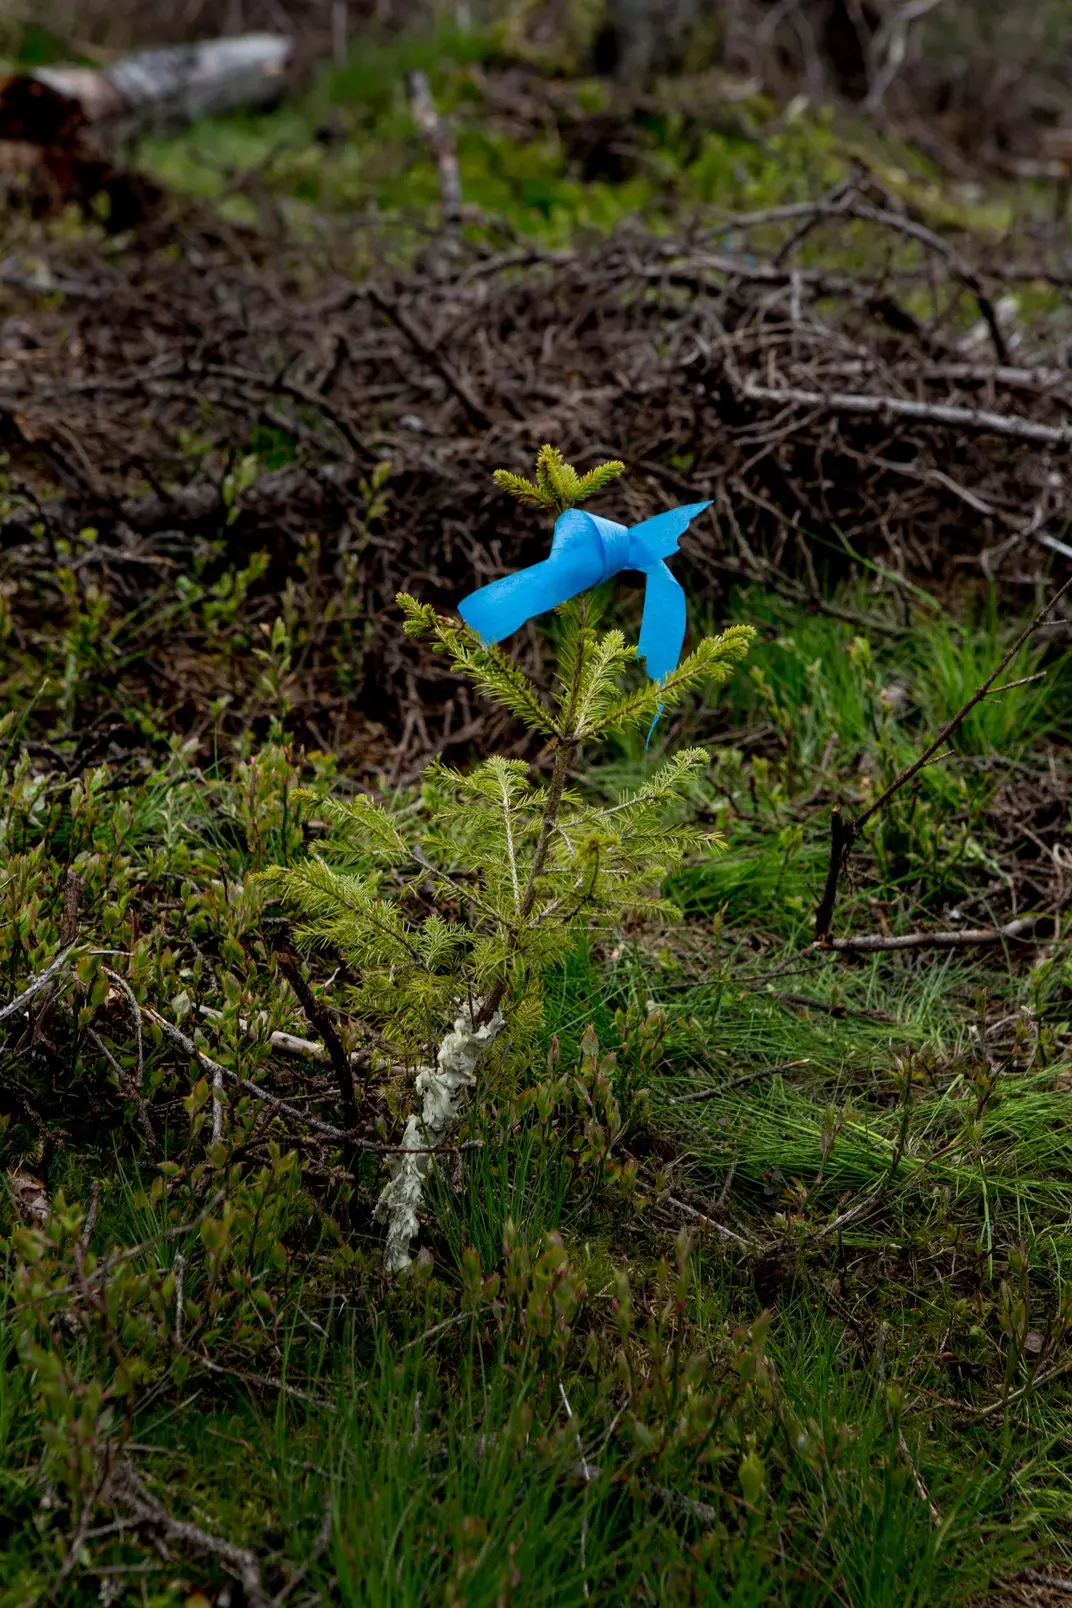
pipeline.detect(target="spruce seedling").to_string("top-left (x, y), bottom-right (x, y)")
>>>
top-left (260, 449), bottom-right (754, 1271)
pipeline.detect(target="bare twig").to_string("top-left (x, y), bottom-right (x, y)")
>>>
top-left (742, 380), bottom-right (1072, 448)
top-left (669, 1060), bottom-right (812, 1105)
top-left (814, 577), bottom-right (1072, 941)
top-left (80, 1180), bottom-right (101, 1249)
top-left (274, 949), bottom-right (359, 1126)
top-left (103, 968), bottom-right (157, 1154)
top-left (728, 194), bottom-right (1008, 359)
top-left (651, 1486), bottom-right (719, 1528)
top-left (112, 1462), bottom-right (269, 1607)
top-left (366, 288), bottom-right (490, 429)
top-left (865, 0), bottom-right (948, 114)
top-left (146, 1005), bottom-right (481, 1154)
top-left (196, 1003), bottom-right (374, 1072)
top-left (826, 916), bottom-right (1045, 953)
top-left (0, 949), bottom-right (75, 1025)
top-left (407, 70), bottom-right (462, 237)
top-left (60, 869), bottom-right (83, 947)
top-left (1018, 1571), bottom-right (1072, 1598)
top-left (664, 1194), bottom-right (756, 1250)
top-left (172, 1253), bottom-right (185, 1348)
top-left (954, 1352), bottom-right (1072, 1427)
top-left (813, 805), bottom-right (851, 942)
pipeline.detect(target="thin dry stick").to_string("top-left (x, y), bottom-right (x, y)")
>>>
top-left (146, 1007), bottom-right (346, 1140)
top-left (729, 195), bottom-right (1006, 359)
top-left (172, 1253), bottom-right (185, 1348)
top-left (876, 1322), bottom-right (942, 1525)
top-left (88, 1030), bottom-right (159, 1155)
top-left (954, 1351), bottom-right (1072, 1427)
top-left (826, 915), bottom-right (1044, 953)
top-left (743, 380), bottom-right (1072, 448)
top-left (5, 1192), bottom-right (227, 1320)
top-left (210, 1060), bottom-right (224, 1146)
top-left (0, 948), bottom-right (74, 1025)
top-left (112, 1462), bottom-right (269, 1607)
top-left (815, 576), bottom-right (1072, 941)
top-left (407, 69), bottom-right (462, 235)
top-left (146, 1006), bottom-right (482, 1154)
top-left (1019, 1571), bottom-right (1072, 1598)
top-left (196, 1003), bottom-right (374, 1071)
top-left (178, 1345), bottom-right (331, 1408)
top-left (665, 1193), bottom-right (756, 1250)
top-left (669, 1059), bottom-right (812, 1105)
top-left (80, 1180), bottom-right (101, 1249)
top-left (274, 948), bottom-right (359, 1125)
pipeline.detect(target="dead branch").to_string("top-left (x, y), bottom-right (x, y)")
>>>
top-left (0, 949), bottom-right (75, 1025)
top-left (111, 1462), bottom-right (269, 1607)
top-left (407, 69), bottom-right (462, 240)
top-left (664, 1193), bottom-right (757, 1250)
top-left (826, 916), bottom-right (1045, 952)
top-left (742, 380), bottom-right (1072, 449)
top-left (196, 1002), bottom-right (366, 1069)
top-left (103, 968), bottom-right (158, 1155)
top-left (145, 1006), bottom-right (481, 1155)
top-left (273, 948), bottom-right (360, 1127)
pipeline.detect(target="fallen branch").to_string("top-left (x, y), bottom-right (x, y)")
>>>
top-left (196, 1002), bottom-right (367, 1069)
top-left (407, 69), bottom-right (462, 239)
top-left (742, 380), bottom-right (1072, 449)
top-left (730, 194), bottom-right (1008, 360)
top-left (0, 948), bottom-right (75, 1025)
top-left (669, 1060), bottom-right (813, 1105)
top-left (365, 287), bottom-right (491, 429)
top-left (111, 1462), bottom-right (268, 1607)
top-left (147, 1006), bottom-right (478, 1155)
top-left (826, 916), bottom-right (1044, 953)
top-left (273, 948), bottom-right (360, 1127)
top-left (33, 35), bottom-right (292, 128)
top-left (954, 1351), bottom-right (1072, 1427)
top-left (1018, 1571), bottom-right (1072, 1599)
top-left (148, 1007), bottom-right (349, 1141)
top-left (103, 968), bottom-right (158, 1155)
top-left (664, 1193), bottom-right (756, 1250)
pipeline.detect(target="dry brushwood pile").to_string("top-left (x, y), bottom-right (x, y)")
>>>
top-left (2, 174), bottom-right (1071, 774)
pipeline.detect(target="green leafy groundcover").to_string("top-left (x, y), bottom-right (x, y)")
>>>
top-left (1, 38), bottom-right (1071, 1600)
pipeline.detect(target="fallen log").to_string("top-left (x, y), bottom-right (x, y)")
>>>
top-left (31, 34), bottom-right (293, 129)
top-left (0, 35), bottom-right (291, 228)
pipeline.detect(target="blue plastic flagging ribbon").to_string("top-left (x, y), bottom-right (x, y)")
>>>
top-left (458, 500), bottom-right (711, 744)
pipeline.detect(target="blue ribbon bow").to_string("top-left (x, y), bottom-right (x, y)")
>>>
top-left (458, 500), bottom-right (711, 689)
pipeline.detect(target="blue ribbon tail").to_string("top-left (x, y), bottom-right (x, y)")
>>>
top-left (645, 704), bottom-right (664, 751)
top-left (637, 560), bottom-right (686, 682)
top-left (458, 550), bottom-right (598, 646)
top-left (628, 501), bottom-right (712, 562)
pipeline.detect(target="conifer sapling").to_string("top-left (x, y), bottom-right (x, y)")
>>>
top-left (260, 448), bottom-right (754, 1272)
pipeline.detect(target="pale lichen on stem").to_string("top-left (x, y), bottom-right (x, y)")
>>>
top-left (374, 1002), bottom-right (504, 1273)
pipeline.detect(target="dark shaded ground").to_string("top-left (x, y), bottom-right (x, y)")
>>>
top-left (2, 173), bottom-right (1071, 778)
